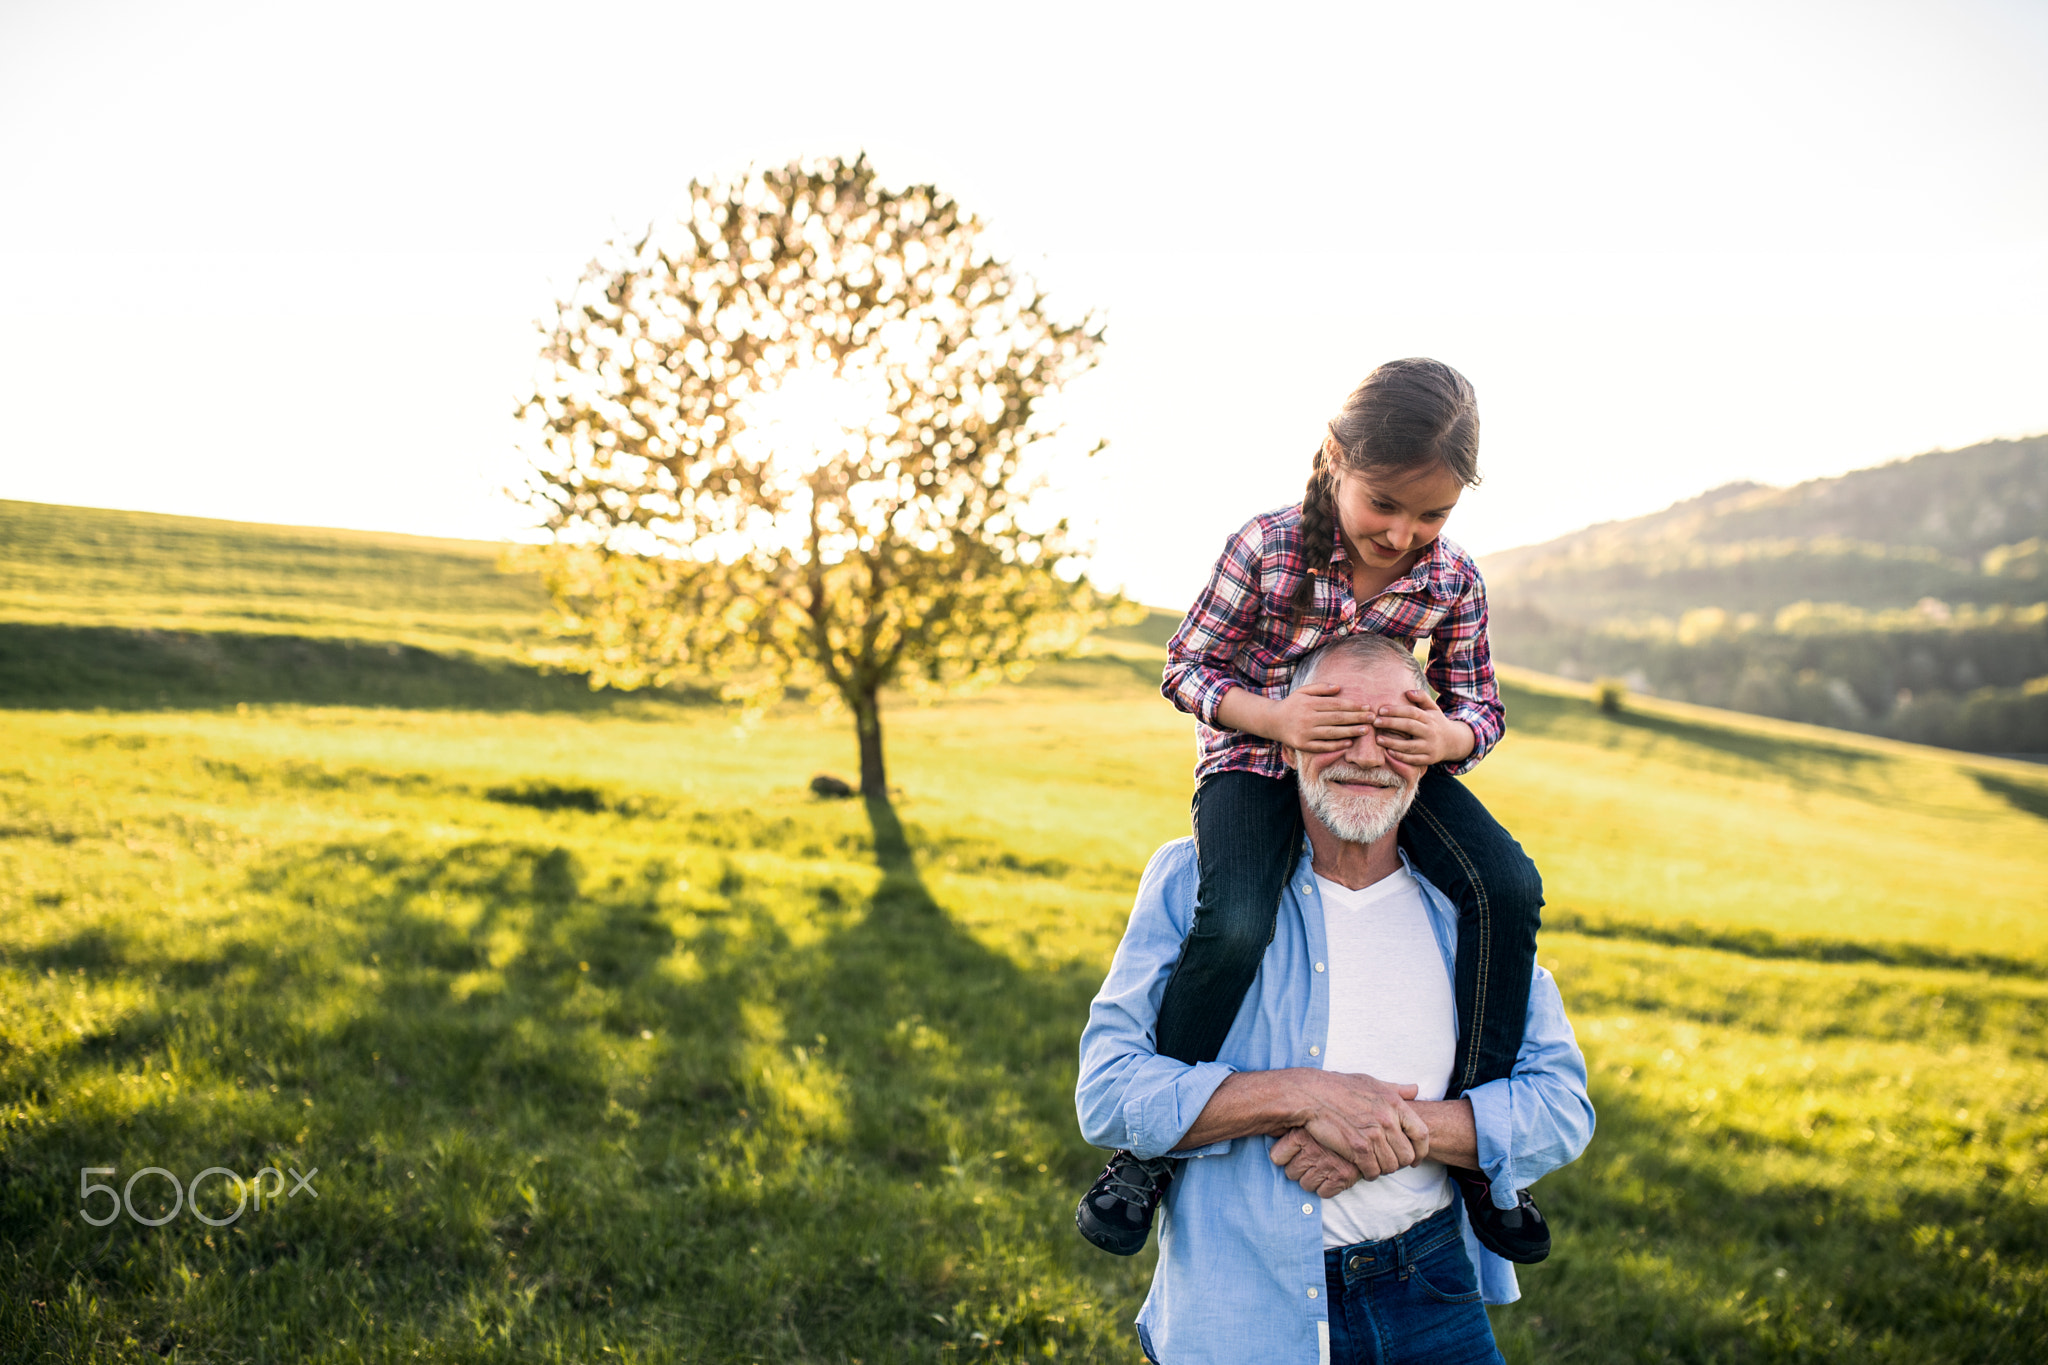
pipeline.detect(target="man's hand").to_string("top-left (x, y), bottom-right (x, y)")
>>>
top-left (1176, 1069), bottom-right (1435, 1165)
top-left (1298, 1072), bottom-right (1431, 1178)
top-left (1271, 1128), bottom-right (1365, 1197)
top-left (1372, 688), bottom-right (1475, 767)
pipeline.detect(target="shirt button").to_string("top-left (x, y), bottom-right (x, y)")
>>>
top-left (1302, 1203), bottom-right (1313, 1215)
top-left (1314, 962), bottom-right (1325, 973)
top-left (1310, 1046), bottom-right (1320, 1057)
top-left (1301, 884), bottom-right (1314, 895)
top-left (1307, 1287), bottom-right (1319, 1299)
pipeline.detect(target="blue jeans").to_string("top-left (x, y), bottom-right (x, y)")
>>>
top-left (1325, 1204), bottom-right (1505, 1365)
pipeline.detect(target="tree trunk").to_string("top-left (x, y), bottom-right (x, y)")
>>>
top-left (853, 687), bottom-right (888, 799)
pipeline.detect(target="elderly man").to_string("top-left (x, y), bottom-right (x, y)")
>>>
top-left (1076, 634), bottom-right (1594, 1365)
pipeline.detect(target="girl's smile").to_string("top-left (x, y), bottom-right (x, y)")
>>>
top-left (1328, 449), bottom-right (1467, 573)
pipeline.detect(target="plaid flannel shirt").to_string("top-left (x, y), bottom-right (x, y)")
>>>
top-left (1164, 505), bottom-right (1504, 783)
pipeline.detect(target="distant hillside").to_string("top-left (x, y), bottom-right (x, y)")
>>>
top-left (1485, 435), bottom-right (2047, 621)
top-left (1483, 436), bottom-right (2048, 755)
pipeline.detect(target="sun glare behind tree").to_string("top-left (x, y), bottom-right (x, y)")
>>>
top-left (518, 154), bottom-right (1124, 797)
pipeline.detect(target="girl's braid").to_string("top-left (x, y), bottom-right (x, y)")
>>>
top-left (1291, 441), bottom-right (1338, 616)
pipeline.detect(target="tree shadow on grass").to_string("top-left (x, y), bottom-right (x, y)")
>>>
top-left (9, 790), bottom-right (2042, 1362)
top-left (676, 794), bottom-right (1146, 1359)
top-left (1971, 770), bottom-right (2048, 823)
top-left (0, 794), bottom-right (1143, 1361)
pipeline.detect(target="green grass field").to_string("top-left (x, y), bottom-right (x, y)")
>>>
top-left (2, 502), bottom-right (2046, 1361)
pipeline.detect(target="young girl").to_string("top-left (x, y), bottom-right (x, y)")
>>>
top-left (1075, 358), bottom-right (1549, 1263)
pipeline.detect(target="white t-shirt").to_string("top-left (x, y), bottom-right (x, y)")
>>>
top-left (1315, 866), bottom-right (1457, 1247)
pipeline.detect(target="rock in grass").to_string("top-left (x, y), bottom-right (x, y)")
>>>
top-left (809, 774), bottom-right (855, 799)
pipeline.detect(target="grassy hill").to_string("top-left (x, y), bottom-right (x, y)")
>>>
top-left (0, 500), bottom-right (552, 655)
top-left (1482, 436), bottom-right (2048, 754)
top-left (0, 501), bottom-right (690, 711)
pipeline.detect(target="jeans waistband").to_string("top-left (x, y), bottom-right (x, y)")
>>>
top-left (1323, 1203), bottom-right (1463, 1286)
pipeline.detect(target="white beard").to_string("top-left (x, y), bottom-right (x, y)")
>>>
top-left (1300, 761), bottom-right (1417, 846)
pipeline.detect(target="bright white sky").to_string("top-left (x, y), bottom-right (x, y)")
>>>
top-left (2, 0), bottom-right (2044, 608)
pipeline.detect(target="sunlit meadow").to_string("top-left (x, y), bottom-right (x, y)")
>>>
top-left (1, 658), bottom-right (2043, 1361)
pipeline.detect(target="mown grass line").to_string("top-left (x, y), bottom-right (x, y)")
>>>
top-left (0, 623), bottom-right (695, 714)
top-left (1542, 909), bottom-right (2048, 980)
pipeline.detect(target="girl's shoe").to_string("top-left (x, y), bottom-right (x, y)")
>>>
top-left (1074, 1150), bottom-right (1175, 1255)
top-left (1449, 1167), bottom-right (1550, 1263)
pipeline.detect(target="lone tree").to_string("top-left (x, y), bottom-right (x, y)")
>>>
top-left (519, 155), bottom-right (1120, 797)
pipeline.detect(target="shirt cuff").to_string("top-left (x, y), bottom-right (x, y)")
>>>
top-left (1168, 1137), bottom-right (1235, 1160)
top-left (1170, 671), bottom-right (1239, 728)
top-left (1438, 707), bottom-right (1500, 777)
top-left (1122, 1059), bottom-right (1238, 1160)
top-left (1464, 1078), bottom-right (1519, 1210)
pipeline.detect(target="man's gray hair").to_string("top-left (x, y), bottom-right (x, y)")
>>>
top-left (1289, 634), bottom-right (1428, 695)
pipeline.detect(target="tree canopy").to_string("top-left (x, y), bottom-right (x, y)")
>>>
top-left (518, 155), bottom-right (1121, 795)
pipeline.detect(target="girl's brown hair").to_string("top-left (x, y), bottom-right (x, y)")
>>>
top-left (1293, 358), bottom-right (1482, 613)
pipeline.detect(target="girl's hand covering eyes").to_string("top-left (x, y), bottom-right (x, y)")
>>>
top-left (1371, 689), bottom-right (1476, 767)
top-left (1269, 682), bottom-right (1375, 753)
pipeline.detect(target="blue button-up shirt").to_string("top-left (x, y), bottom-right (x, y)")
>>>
top-left (1076, 837), bottom-right (1595, 1365)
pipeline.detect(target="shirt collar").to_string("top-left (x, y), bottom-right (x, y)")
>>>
top-left (1326, 521), bottom-right (1351, 570)
top-left (1293, 839), bottom-right (1460, 977)
top-left (1401, 537), bottom-right (1459, 603)
top-left (1292, 837), bottom-right (1437, 899)
top-left (1323, 526), bottom-right (1459, 602)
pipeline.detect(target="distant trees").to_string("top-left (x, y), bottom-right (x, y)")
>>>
top-left (518, 156), bottom-right (1120, 797)
top-left (1491, 599), bottom-right (2048, 753)
top-left (1484, 435), bottom-right (2048, 755)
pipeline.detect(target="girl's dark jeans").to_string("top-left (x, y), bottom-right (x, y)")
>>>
top-left (1153, 766), bottom-right (1542, 1098)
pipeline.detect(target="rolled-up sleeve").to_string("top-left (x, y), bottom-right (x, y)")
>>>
top-left (1076, 842), bottom-right (1240, 1160)
top-left (1161, 523), bottom-right (1268, 727)
top-left (1464, 965), bottom-right (1595, 1209)
top-left (1427, 573), bottom-right (1504, 776)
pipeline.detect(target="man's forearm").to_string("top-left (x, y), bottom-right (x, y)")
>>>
top-left (1177, 1067), bottom-right (1431, 1181)
top-left (1408, 1099), bottom-right (1477, 1167)
top-left (1177, 1069), bottom-right (1321, 1148)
